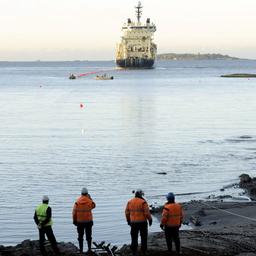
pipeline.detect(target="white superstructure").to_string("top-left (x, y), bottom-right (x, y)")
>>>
top-left (116, 2), bottom-right (157, 68)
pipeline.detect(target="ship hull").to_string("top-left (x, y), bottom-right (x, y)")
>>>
top-left (116, 58), bottom-right (155, 68)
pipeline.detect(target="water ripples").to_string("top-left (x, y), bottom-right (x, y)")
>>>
top-left (1, 60), bottom-right (256, 245)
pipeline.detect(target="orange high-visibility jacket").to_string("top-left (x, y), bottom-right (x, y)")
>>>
top-left (125, 197), bottom-right (152, 223)
top-left (73, 195), bottom-right (96, 223)
top-left (161, 202), bottom-right (183, 227)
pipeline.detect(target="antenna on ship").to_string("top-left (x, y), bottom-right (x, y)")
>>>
top-left (135, 1), bottom-right (143, 23)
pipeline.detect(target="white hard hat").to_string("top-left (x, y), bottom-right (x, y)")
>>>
top-left (42, 195), bottom-right (49, 202)
top-left (81, 187), bottom-right (88, 195)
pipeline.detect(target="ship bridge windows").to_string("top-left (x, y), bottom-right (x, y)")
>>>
top-left (127, 46), bottom-right (147, 53)
top-left (138, 47), bottom-right (145, 52)
top-left (128, 46), bottom-right (133, 52)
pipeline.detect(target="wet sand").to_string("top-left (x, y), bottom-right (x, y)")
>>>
top-left (152, 200), bottom-right (256, 231)
top-left (145, 200), bottom-right (256, 255)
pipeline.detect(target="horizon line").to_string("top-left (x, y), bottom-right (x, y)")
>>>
top-left (0, 52), bottom-right (255, 62)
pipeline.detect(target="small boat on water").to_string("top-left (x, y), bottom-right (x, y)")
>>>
top-left (95, 74), bottom-right (114, 80)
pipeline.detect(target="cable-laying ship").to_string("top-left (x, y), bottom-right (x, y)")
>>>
top-left (116, 2), bottom-right (157, 68)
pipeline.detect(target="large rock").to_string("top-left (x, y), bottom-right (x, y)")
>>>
top-left (239, 174), bottom-right (252, 183)
top-left (239, 174), bottom-right (256, 200)
top-left (0, 240), bottom-right (79, 256)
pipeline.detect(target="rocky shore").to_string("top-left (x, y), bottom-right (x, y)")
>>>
top-left (0, 240), bottom-right (79, 256)
top-left (148, 200), bottom-right (256, 256)
top-left (1, 174), bottom-right (256, 256)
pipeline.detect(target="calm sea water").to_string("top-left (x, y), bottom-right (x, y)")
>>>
top-left (0, 60), bottom-right (256, 245)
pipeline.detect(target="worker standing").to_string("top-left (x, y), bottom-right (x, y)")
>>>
top-left (160, 192), bottom-right (184, 255)
top-left (34, 195), bottom-right (60, 256)
top-left (73, 187), bottom-right (96, 254)
top-left (125, 189), bottom-right (152, 256)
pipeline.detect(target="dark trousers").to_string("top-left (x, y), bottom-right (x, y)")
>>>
top-left (130, 221), bottom-right (148, 254)
top-left (164, 226), bottom-right (180, 253)
top-left (39, 226), bottom-right (59, 255)
top-left (77, 221), bottom-right (93, 252)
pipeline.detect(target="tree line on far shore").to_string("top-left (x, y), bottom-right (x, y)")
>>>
top-left (157, 53), bottom-right (240, 60)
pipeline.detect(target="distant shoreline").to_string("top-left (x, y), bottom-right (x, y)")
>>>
top-left (157, 53), bottom-right (246, 61)
top-left (221, 73), bottom-right (256, 78)
top-left (0, 54), bottom-right (254, 62)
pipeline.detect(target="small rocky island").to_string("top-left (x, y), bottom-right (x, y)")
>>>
top-left (157, 53), bottom-right (240, 61)
top-left (221, 73), bottom-right (256, 78)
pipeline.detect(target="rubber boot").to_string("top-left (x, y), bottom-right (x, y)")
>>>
top-left (141, 251), bottom-right (146, 256)
top-left (132, 251), bottom-right (137, 256)
top-left (87, 239), bottom-right (92, 255)
top-left (78, 239), bottom-right (83, 253)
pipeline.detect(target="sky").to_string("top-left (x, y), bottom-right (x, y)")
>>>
top-left (0, 0), bottom-right (256, 60)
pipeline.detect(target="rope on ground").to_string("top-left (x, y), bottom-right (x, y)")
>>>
top-left (200, 201), bottom-right (256, 222)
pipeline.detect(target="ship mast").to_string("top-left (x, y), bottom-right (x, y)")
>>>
top-left (135, 1), bottom-right (142, 23)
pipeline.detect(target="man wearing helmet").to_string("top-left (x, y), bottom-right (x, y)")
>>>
top-left (34, 195), bottom-right (60, 255)
top-left (125, 189), bottom-right (152, 256)
top-left (73, 187), bottom-right (96, 254)
top-left (160, 192), bottom-right (184, 255)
